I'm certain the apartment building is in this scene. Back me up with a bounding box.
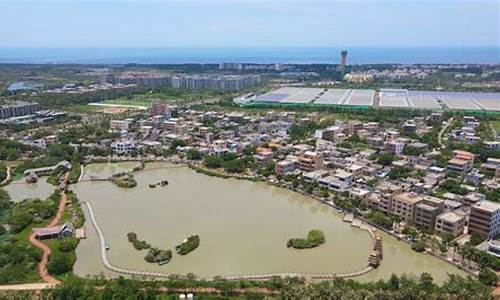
[469,200,500,238]
[366,193,392,214]
[111,140,136,154]
[446,150,475,176]
[435,211,466,237]
[110,119,132,132]
[298,151,323,172]
[391,192,424,223]
[384,141,404,155]
[462,192,486,207]
[275,160,297,175]
[0,102,41,120]
[328,170,354,192]
[320,126,342,142]
[414,196,444,232]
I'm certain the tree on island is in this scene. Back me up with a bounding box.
[287,229,325,249]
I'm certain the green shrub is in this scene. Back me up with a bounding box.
[287,229,325,249]
[126,232,151,250]
[58,238,79,253]
[175,235,200,255]
[144,248,172,264]
[47,253,74,275]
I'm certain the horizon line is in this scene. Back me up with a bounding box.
[0,45,499,49]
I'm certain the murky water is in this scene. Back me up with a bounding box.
[69,162,466,283]
[79,161,141,181]
[3,177,56,203]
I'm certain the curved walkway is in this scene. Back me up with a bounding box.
[0,166,11,186]
[84,200,375,281]
[78,164,85,182]
[28,234,61,285]
[27,172,70,285]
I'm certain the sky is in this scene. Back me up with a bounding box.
[0,0,499,48]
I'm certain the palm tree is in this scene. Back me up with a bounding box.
[457,244,467,266]
[450,240,459,260]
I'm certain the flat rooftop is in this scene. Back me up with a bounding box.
[256,87,375,106]
[438,211,465,223]
[255,87,324,104]
[393,192,423,204]
[472,200,500,213]
[253,87,500,112]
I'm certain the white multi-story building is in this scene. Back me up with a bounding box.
[111,140,136,154]
[469,200,500,238]
[318,170,353,192]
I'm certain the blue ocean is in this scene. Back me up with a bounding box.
[0,47,498,64]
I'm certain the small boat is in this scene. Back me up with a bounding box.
[158,260,169,266]
[149,184,156,188]
[160,180,169,187]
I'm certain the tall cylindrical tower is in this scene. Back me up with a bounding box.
[340,50,348,75]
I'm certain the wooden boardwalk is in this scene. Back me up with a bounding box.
[84,200,375,281]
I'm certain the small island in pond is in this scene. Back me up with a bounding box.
[287,229,325,249]
[175,235,200,255]
[111,172,137,188]
[127,232,151,250]
[127,232,172,265]
[145,248,172,265]
[149,180,169,188]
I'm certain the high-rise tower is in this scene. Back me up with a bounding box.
[340,50,348,75]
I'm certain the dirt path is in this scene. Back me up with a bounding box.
[490,122,498,141]
[438,117,454,149]
[27,172,70,285]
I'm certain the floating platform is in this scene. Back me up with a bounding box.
[342,213,354,223]
[75,228,86,239]
[351,219,362,228]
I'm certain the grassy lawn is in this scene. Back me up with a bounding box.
[61,104,105,113]
[492,120,500,133]
[103,98,153,107]
[101,89,231,107]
